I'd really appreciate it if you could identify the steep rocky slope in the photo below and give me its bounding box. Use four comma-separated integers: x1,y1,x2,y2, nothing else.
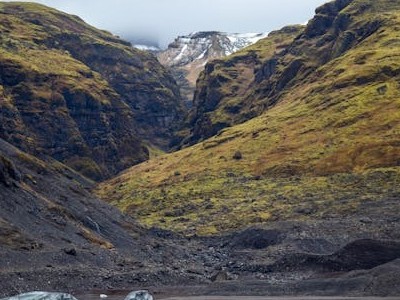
0,2,183,180
157,32,267,107
98,0,400,234
0,138,137,254
182,26,303,145
0,138,213,295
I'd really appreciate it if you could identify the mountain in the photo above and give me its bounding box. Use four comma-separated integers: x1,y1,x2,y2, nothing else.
181,25,304,146
0,2,183,180
2,0,400,296
157,31,268,107
97,0,400,235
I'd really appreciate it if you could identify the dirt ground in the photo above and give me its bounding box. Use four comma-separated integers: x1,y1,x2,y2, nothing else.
162,298,400,300
78,294,400,300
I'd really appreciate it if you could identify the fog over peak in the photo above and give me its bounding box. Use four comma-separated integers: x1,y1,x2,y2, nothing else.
5,0,328,47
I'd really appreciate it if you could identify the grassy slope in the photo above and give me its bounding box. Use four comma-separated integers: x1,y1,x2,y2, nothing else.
97,0,400,235
0,2,113,98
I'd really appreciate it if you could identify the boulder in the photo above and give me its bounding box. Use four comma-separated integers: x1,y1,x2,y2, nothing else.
0,155,20,187
124,291,153,300
1,292,77,300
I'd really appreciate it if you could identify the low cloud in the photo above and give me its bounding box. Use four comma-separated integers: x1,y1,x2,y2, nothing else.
5,0,327,47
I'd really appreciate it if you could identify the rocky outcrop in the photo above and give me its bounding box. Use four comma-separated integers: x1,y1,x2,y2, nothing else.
252,0,380,102
0,154,20,187
0,3,183,180
46,32,184,148
2,292,78,300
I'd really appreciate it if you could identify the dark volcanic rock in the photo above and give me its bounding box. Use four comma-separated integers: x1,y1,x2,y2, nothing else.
0,137,144,254
325,239,400,271
229,228,283,250
63,248,77,256
0,138,209,296
269,239,400,273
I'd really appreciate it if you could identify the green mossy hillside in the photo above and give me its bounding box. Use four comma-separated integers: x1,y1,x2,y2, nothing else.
97,0,400,234
0,2,183,180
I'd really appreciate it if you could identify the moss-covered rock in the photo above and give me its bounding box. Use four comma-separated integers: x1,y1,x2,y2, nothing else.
0,2,183,180
184,0,400,147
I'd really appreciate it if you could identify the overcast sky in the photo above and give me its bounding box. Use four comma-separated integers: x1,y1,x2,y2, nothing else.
6,0,328,47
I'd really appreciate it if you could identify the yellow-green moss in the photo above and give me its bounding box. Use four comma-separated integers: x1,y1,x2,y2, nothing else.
97,2,400,235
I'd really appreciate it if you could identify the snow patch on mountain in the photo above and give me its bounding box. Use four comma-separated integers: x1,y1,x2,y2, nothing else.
156,31,268,106
158,31,268,68
174,44,188,62
225,33,268,55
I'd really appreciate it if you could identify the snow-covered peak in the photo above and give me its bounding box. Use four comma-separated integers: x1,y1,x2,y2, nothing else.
155,31,268,106
158,31,268,67
225,32,269,55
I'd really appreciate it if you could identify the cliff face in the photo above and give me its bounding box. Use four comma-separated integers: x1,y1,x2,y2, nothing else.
46,31,185,148
251,0,373,103
0,3,183,180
